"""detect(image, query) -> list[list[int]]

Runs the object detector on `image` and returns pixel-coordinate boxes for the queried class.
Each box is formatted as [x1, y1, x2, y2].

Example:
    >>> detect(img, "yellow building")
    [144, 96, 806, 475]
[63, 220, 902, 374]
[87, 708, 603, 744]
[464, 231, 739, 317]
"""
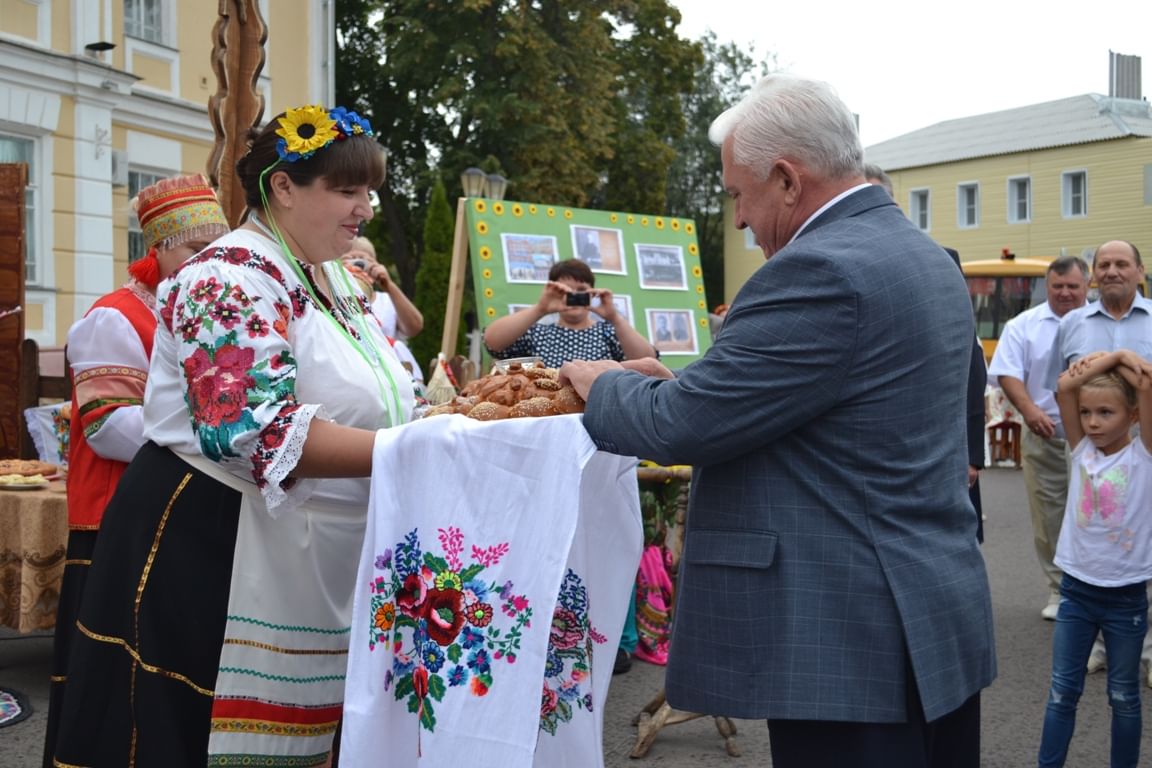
[722, 83, 1152, 302]
[0, 0, 333, 348]
[864, 93, 1152, 267]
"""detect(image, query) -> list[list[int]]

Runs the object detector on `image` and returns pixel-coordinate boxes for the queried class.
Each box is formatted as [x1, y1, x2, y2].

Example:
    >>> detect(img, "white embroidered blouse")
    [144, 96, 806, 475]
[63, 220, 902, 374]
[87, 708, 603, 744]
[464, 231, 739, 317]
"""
[142, 229, 415, 515]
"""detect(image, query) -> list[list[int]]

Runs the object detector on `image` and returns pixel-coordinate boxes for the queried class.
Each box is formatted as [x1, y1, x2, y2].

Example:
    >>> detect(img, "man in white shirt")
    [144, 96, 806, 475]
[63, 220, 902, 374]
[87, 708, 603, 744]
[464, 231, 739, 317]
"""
[989, 256, 1089, 619]
[1043, 240, 1152, 679]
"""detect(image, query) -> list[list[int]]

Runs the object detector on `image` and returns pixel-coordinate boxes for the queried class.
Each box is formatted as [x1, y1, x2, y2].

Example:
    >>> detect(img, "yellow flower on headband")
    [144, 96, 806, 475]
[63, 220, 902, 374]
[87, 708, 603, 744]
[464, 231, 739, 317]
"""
[276, 105, 339, 158]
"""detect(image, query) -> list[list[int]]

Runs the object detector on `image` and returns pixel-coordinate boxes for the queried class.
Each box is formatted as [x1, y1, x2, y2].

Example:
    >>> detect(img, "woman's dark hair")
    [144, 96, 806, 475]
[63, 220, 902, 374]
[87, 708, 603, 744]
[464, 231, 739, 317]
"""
[549, 258, 595, 286]
[236, 112, 386, 210]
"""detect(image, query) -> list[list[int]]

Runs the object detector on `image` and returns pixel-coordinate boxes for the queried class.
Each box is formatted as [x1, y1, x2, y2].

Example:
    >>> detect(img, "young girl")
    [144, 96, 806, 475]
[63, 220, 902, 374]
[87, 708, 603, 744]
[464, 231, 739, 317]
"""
[1038, 349, 1152, 767]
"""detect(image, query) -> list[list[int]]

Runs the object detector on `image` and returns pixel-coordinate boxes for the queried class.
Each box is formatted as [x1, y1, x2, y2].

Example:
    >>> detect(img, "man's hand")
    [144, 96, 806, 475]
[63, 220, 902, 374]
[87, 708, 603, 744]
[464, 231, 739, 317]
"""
[621, 358, 674, 379]
[1021, 405, 1057, 439]
[558, 359, 624, 400]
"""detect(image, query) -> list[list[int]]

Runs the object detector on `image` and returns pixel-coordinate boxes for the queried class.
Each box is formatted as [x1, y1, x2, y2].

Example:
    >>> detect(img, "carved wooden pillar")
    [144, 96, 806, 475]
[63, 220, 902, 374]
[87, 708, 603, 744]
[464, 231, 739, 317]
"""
[207, 0, 268, 228]
[0, 164, 28, 459]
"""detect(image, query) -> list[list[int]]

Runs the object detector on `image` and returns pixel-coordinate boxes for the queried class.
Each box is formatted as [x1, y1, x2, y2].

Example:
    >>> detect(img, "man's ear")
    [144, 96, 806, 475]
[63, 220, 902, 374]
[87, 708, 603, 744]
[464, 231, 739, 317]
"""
[774, 159, 803, 204]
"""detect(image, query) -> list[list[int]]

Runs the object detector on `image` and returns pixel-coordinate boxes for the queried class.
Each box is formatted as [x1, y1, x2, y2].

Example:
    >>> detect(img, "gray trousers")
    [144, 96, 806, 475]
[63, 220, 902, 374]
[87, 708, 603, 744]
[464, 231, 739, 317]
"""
[1022, 430, 1068, 592]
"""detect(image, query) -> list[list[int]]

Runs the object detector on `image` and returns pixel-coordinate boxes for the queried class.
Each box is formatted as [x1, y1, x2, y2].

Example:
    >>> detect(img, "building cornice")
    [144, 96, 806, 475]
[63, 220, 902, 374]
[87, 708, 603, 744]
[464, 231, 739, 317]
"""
[0, 36, 213, 143]
[0, 35, 138, 97]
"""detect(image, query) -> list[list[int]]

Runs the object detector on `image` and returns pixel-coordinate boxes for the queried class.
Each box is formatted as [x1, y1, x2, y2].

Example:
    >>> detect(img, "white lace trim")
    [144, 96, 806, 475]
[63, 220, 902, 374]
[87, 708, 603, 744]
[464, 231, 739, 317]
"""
[260, 403, 328, 518]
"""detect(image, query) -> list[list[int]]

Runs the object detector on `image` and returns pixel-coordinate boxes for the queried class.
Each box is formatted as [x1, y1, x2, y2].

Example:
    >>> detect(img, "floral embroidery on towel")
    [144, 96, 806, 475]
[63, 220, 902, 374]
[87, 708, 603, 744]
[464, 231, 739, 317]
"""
[367, 526, 532, 732]
[540, 569, 606, 736]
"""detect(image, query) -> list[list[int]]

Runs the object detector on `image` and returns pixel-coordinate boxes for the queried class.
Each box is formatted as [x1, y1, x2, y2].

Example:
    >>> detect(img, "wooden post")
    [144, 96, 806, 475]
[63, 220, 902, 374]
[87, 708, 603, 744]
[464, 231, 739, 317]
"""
[440, 197, 471, 358]
[0, 163, 28, 459]
[206, 0, 267, 227]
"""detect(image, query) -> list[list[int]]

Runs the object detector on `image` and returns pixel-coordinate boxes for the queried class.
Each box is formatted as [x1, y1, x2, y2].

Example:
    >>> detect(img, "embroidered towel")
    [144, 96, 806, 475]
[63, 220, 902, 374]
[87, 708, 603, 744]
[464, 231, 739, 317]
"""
[340, 414, 642, 767]
[532, 449, 643, 767]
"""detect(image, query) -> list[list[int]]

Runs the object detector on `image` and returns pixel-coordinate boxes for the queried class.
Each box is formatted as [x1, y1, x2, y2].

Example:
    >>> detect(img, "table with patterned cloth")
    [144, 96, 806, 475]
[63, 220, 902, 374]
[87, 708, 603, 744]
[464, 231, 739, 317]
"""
[0, 481, 66, 632]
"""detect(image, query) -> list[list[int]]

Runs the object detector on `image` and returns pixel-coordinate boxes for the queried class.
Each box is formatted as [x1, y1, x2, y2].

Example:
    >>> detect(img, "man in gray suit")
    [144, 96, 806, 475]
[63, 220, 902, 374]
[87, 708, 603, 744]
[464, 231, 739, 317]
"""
[560, 75, 996, 767]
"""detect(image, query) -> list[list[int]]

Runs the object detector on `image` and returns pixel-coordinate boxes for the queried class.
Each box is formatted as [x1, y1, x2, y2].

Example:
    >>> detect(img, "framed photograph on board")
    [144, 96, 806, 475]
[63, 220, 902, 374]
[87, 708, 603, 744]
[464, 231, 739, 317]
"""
[570, 226, 626, 275]
[609, 293, 633, 326]
[635, 244, 687, 290]
[647, 308, 697, 355]
[502, 233, 559, 283]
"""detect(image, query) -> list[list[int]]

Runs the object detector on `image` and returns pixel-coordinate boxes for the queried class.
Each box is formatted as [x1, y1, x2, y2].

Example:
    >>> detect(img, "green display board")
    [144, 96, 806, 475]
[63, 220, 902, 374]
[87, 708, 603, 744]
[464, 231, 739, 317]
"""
[465, 197, 712, 365]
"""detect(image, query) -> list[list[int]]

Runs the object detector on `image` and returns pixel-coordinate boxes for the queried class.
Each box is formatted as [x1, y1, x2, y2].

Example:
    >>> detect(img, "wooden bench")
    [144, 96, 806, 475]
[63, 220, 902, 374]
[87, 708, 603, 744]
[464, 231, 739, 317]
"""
[987, 420, 1022, 468]
[18, 339, 70, 460]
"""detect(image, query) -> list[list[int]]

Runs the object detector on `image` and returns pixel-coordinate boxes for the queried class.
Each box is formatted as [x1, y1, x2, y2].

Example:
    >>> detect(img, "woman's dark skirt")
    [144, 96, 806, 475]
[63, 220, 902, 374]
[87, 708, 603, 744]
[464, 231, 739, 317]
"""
[48, 441, 242, 767]
[41, 527, 95, 768]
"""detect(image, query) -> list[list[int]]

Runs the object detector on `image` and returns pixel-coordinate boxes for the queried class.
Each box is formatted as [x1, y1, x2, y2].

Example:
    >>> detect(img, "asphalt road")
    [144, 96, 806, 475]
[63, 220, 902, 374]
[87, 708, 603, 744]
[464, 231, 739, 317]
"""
[4, 467, 1150, 765]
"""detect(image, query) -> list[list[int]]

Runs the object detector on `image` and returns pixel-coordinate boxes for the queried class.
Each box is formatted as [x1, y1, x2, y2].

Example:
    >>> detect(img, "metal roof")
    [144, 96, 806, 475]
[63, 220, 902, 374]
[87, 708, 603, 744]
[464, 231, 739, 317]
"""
[864, 94, 1152, 171]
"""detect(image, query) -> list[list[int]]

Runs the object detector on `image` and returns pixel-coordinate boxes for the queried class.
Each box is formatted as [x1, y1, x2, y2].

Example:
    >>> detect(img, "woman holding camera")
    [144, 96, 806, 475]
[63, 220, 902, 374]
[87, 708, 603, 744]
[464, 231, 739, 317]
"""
[483, 258, 655, 367]
[483, 257, 654, 674]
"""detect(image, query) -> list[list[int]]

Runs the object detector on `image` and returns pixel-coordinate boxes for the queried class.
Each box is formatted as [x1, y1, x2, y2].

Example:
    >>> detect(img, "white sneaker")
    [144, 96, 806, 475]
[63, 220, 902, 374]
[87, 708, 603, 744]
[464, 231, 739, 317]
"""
[1041, 593, 1060, 621]
[1087, 650, 1107, 674]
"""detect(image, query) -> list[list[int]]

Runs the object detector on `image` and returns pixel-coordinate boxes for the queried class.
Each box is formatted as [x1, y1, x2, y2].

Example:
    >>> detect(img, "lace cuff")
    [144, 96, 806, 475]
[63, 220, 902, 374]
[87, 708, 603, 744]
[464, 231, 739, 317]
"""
[255, 403, 328, 518]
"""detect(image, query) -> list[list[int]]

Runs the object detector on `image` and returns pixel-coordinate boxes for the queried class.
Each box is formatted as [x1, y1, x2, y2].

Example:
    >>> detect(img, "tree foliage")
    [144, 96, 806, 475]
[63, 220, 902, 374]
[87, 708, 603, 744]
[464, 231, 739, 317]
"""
[335, 2, 771, 348]
[410, 177, 456, 379]
[665, 32, 773, 310]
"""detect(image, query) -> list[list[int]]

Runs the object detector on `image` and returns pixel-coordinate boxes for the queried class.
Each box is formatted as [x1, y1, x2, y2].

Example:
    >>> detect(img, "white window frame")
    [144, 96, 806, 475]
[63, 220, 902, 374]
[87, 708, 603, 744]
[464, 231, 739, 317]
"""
[123, 0, 180, 94]
[957, 182, 980, 229]
[909, 188, 930, 231]
[127, 168, 166, 264]
[1008, 175, 1031, 223]
[1062, 170, 1088, 218]
[124, 0, 167, 45]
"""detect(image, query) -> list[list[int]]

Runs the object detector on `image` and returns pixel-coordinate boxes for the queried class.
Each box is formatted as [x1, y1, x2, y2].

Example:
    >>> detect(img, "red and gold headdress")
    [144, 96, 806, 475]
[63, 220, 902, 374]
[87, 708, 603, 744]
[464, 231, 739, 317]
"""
[129, 174, 229, 287]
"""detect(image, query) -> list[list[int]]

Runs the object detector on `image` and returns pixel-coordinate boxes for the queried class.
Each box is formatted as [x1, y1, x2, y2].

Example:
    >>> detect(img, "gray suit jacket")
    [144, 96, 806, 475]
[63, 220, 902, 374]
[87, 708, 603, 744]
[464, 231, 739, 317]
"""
[582, 185, 996, 723]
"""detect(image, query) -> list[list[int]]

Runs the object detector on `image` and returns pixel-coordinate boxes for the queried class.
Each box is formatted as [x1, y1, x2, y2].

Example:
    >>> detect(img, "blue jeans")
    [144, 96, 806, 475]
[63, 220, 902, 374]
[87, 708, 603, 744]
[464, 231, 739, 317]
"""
[1038, 574, 1147, 767]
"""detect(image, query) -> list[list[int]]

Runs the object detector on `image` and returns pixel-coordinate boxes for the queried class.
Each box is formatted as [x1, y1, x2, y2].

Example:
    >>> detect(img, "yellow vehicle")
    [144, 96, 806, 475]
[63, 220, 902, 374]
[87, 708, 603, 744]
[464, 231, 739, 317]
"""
[961, 252, 1053, 362]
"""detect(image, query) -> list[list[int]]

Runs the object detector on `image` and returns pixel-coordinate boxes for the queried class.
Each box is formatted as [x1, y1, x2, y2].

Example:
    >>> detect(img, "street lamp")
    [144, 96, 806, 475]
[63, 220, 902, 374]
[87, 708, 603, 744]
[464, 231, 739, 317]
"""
[459, 168, 508, 200]
[484, 173, 507, 201]
[460, 167, 487, 198]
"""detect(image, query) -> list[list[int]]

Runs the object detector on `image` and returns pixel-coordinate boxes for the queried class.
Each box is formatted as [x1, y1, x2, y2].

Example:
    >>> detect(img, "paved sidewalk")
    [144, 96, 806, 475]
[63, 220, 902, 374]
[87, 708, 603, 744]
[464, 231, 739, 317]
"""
[5, 469, 1152, 765]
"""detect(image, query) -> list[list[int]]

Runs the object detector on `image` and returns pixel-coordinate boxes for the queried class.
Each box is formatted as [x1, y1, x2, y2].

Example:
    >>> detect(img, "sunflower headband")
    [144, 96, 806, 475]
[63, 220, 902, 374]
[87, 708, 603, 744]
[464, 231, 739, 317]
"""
[275, 105, 374, 162]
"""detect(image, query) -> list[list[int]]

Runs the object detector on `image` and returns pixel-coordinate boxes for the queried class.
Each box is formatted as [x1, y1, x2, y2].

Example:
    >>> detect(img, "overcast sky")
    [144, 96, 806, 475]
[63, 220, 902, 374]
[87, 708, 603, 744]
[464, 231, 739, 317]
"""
[671, 0, 1152, 148]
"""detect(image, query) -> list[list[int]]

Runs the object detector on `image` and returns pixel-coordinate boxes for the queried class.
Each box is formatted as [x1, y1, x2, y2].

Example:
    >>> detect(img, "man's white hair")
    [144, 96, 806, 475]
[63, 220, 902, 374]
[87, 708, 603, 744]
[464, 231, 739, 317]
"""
[708, 75, 864, 181]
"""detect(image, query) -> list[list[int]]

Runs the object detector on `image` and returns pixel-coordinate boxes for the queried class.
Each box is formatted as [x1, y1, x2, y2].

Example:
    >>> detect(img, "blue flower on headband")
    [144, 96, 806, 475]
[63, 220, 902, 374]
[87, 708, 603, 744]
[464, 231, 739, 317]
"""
[330, 106, 374, 139]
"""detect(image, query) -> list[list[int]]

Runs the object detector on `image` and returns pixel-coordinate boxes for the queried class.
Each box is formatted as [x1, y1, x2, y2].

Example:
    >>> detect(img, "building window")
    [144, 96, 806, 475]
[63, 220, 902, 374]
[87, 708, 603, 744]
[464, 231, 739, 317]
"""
[1062, 171, 1087, 218]
[909, 189, 930, 231]
[0, 135, 38, 284]
[125, 0, 164, 44]
[128, 169, 164, 264]
[957, 183, 979, 228]
[1008, 176, 1031, 223]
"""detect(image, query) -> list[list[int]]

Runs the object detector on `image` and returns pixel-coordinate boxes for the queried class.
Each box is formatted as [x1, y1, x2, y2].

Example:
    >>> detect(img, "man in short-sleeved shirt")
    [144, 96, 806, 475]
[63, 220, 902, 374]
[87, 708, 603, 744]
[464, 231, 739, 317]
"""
[1046, 241, 1152, 389]
[1043, 239, 1152, 678]
[989, 256, 1088, 619]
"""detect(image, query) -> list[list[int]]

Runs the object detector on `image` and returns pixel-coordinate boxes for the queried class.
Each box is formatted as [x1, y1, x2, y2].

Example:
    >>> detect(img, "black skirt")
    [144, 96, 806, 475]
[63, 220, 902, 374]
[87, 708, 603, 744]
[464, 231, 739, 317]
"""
[41, 527, 95, 768]
[50, 441, 242, 767]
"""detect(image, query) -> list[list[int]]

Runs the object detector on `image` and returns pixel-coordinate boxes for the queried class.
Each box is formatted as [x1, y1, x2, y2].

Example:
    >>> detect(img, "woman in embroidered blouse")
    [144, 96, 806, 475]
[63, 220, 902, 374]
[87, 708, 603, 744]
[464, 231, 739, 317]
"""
[52, 106, 414, 767]
[483, 258, 656, 368]
[42, 174, 230, 768]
